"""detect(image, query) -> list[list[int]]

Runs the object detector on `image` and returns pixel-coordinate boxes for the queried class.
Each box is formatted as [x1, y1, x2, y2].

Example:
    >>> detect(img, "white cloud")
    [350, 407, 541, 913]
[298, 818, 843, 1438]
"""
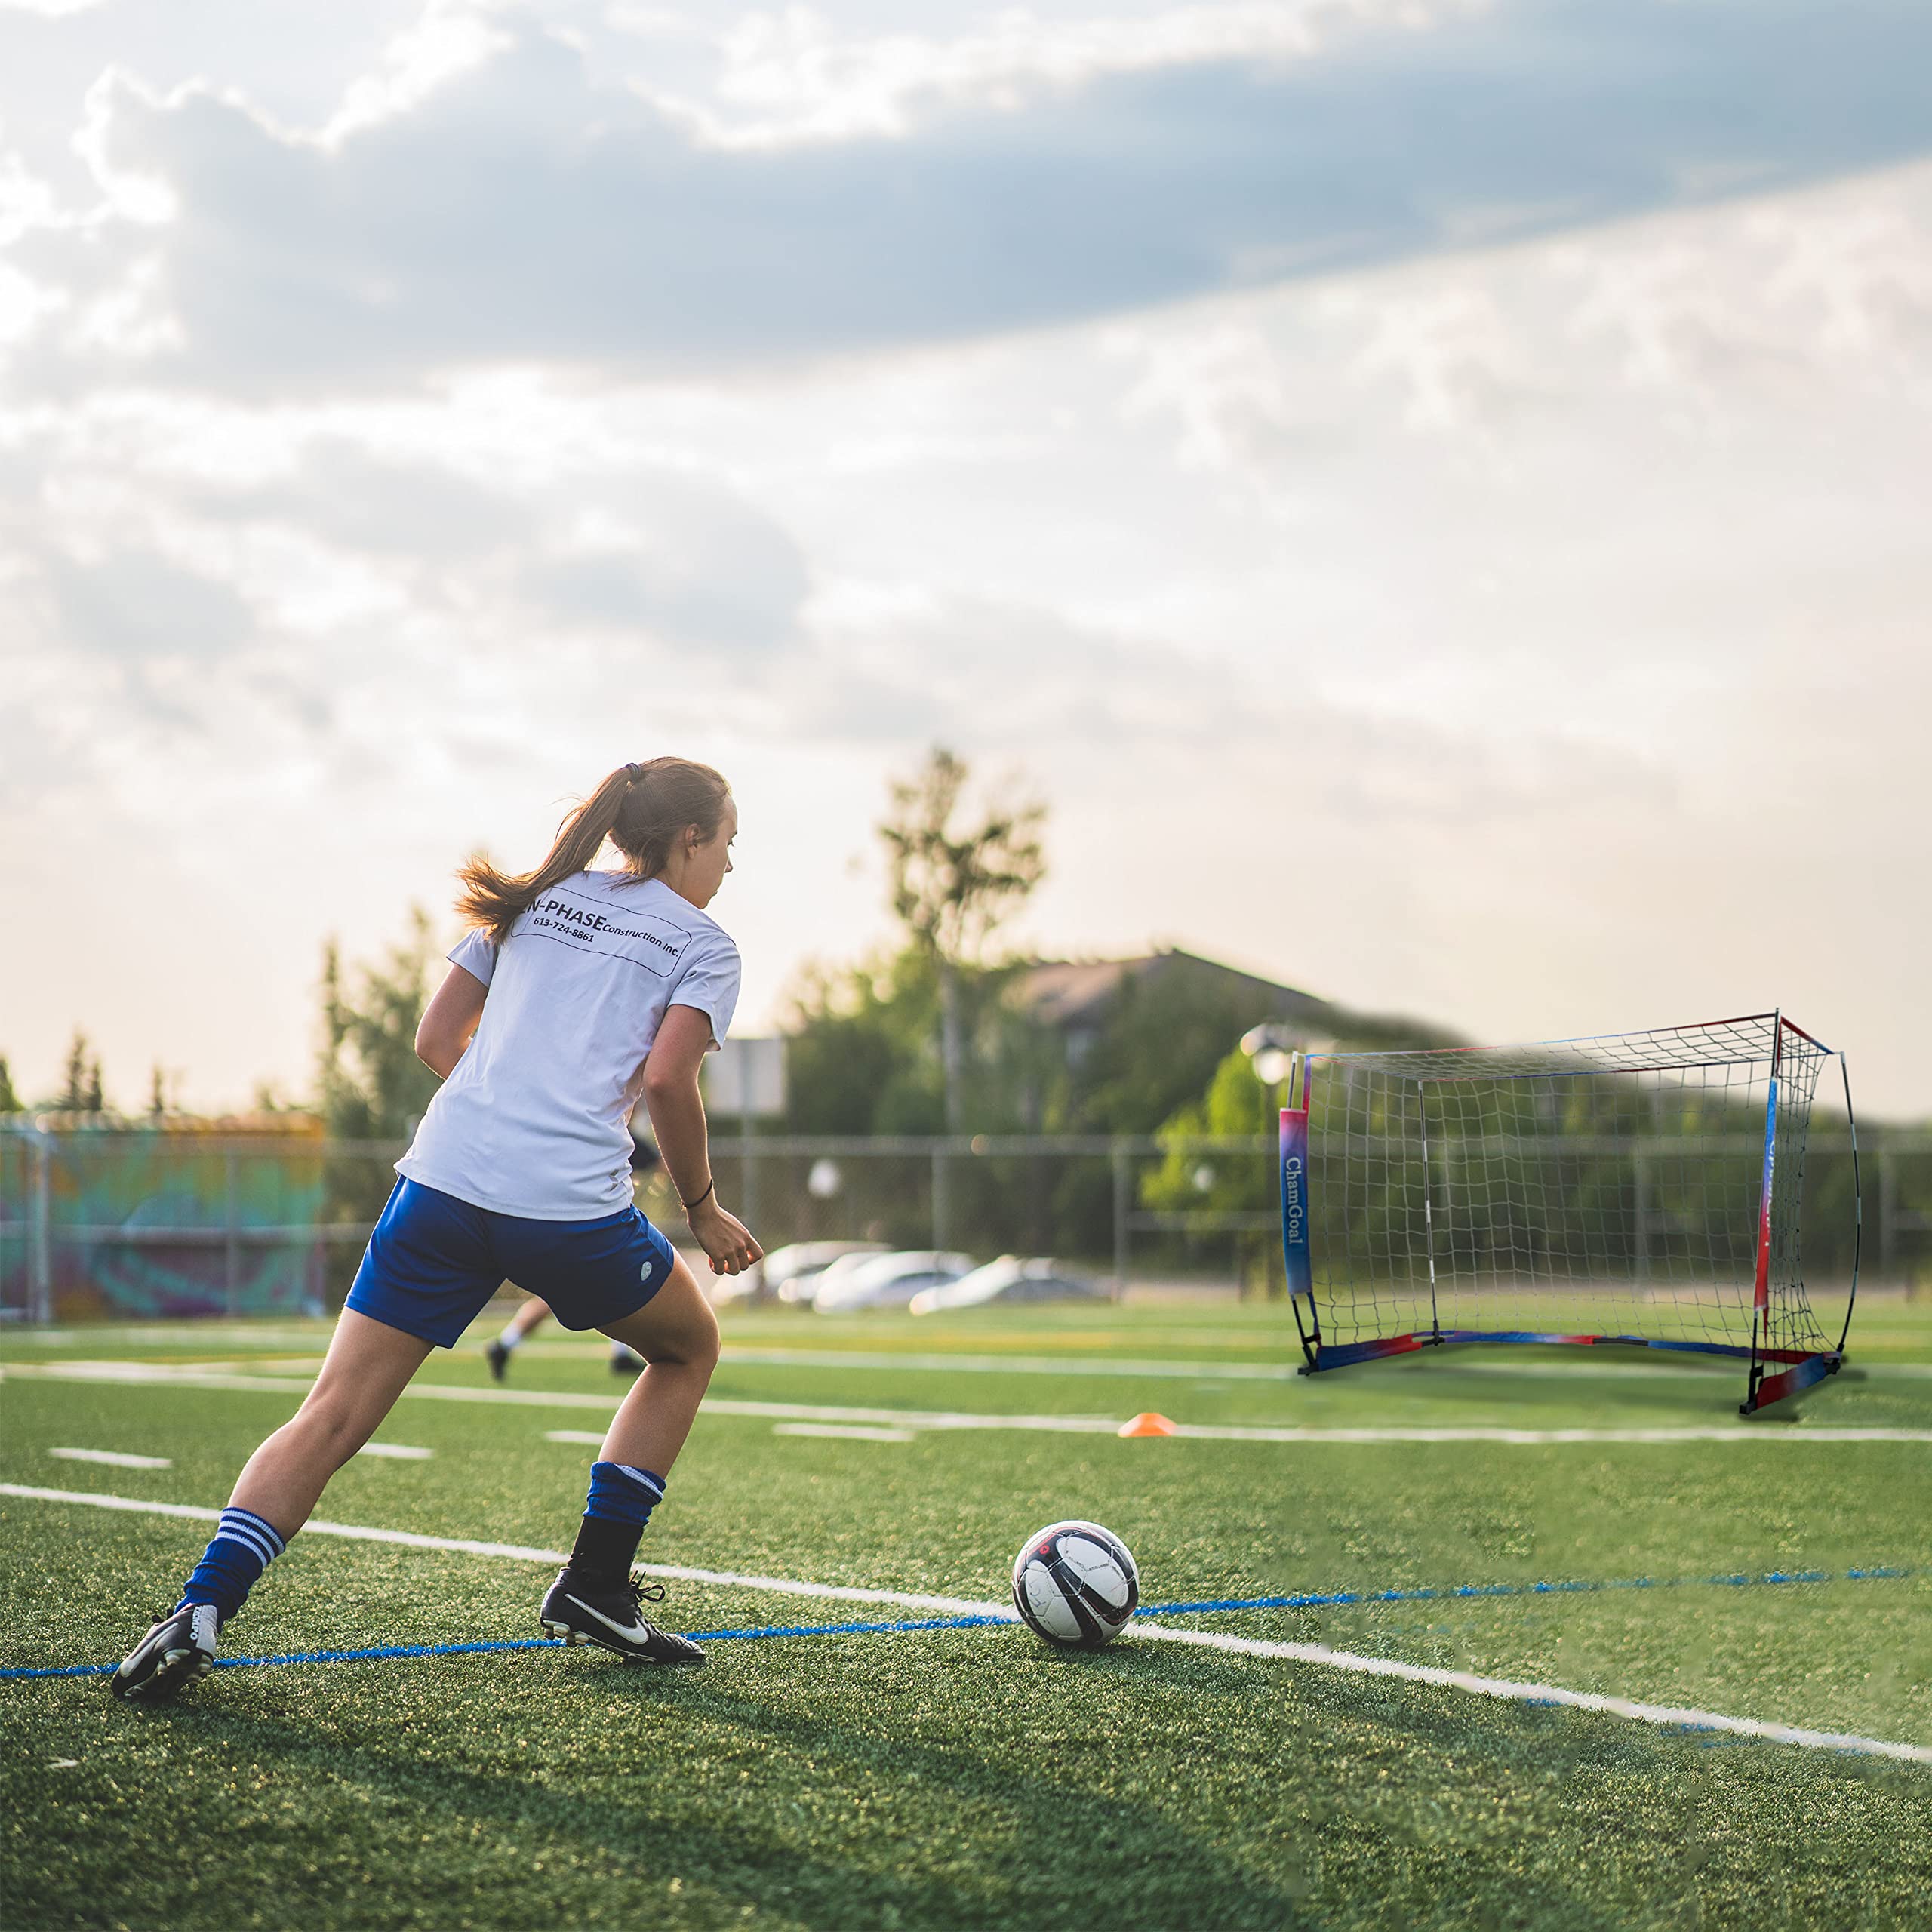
[322, 0, 511, 144]
[673, 1, 1484, 149]
[8, 1, 1928, 393]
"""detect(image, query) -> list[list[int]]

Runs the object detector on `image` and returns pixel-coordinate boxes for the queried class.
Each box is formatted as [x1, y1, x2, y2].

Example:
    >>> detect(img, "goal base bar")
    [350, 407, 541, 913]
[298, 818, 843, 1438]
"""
[1297, 1331, 1841, 1413]
[1741, 1351, 1842, 1417]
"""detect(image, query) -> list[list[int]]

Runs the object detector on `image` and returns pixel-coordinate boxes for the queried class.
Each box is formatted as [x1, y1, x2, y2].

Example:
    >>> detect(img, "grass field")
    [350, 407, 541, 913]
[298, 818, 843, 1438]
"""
[5, 1297, 1932, 1930]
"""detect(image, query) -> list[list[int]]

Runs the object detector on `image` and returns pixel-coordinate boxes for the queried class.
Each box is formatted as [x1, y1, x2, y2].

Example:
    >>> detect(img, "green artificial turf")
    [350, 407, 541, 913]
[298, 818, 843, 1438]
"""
[4, 1302, 1931, 1929]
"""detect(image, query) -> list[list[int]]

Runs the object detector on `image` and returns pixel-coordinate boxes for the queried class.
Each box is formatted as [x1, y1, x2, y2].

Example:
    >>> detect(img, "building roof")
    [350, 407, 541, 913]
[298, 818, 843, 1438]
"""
[1010, 949, 1341, 1033]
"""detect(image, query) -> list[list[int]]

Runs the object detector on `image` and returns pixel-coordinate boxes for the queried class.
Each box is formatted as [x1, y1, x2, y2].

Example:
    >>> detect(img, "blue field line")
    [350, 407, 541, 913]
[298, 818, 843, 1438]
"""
[1134, 1564, 1912, 1619]
[0, 1613, 1020, 1681]
[2, 1567, 1914, 1684]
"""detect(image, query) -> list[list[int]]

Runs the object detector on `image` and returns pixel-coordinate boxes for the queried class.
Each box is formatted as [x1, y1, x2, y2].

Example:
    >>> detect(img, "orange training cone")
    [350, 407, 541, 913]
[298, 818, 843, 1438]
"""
[1118, 1411, 1177, 1438]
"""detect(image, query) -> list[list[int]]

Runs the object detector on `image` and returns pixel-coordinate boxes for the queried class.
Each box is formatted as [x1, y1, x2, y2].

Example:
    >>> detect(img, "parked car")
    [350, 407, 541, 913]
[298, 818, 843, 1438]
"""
[754, 1241, 885, 1306]
[909, 1255, 1109, 1315]
[711, 1239, 881, 1308]
[812, 1249, 975, 1314]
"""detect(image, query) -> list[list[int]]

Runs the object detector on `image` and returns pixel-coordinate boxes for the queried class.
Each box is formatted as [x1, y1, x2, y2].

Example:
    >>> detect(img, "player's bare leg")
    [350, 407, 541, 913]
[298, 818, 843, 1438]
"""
[538, 1256, 719, 1664]
[228, 1310, 433, 1531]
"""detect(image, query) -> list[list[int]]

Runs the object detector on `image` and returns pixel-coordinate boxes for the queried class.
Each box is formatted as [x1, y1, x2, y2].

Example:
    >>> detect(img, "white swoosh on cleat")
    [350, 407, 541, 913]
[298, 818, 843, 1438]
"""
[563, 1595, 651, 1644]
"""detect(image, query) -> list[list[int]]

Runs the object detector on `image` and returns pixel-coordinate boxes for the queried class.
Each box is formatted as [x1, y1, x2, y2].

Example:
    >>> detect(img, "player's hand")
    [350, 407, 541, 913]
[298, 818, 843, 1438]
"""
[687, 1195, 761, 1275]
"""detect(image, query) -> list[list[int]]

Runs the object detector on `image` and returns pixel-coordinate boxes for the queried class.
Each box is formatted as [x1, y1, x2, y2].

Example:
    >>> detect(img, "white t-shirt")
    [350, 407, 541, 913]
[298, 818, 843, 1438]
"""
[397, 871, 741, 1220]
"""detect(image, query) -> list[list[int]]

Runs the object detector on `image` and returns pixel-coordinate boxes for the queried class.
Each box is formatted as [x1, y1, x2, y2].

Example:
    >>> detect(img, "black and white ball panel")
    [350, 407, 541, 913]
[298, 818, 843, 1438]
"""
[1011, 1520, 1139, 1649]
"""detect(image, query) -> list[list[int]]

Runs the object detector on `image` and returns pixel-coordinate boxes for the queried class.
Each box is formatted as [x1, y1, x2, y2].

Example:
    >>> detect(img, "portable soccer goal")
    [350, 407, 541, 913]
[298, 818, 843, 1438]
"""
[1279, 1014, 1860, 1414]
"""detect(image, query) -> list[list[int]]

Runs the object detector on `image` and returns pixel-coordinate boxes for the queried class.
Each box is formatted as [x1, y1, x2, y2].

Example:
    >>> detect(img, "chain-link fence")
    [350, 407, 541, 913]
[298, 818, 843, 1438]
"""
[0, 1123, 1915, 1323]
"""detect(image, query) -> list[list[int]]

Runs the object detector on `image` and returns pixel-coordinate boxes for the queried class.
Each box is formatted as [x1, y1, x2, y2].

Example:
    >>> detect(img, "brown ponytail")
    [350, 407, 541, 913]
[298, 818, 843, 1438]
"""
[455, 757, 732, 944]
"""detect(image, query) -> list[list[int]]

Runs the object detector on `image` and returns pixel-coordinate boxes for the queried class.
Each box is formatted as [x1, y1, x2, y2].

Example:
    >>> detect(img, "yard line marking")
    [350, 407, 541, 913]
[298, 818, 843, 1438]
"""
[5, 1481, 1929, 1764]
[1120, 1623, 1932, 1766]
[355, 1444, 433, 1460]
[11, 1364, 1932, 1444]
[46, 1447, 172, 1470]
[771, 1423, 917, 1443]
[0, 1484, 1010, 1617]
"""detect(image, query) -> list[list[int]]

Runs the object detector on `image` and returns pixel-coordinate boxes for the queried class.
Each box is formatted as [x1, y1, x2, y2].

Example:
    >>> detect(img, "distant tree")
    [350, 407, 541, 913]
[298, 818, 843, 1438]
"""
[63, 1032, 88, 1112]
[149, 1063, 168, 1118]
[1143, 1045, 1283, 1297]
[780, 943, 1063, 1143]
[317, 908, 445, 1144]
[879, 746, 1045, 1131]
[781, 952, 942, 1136]
[0, 1055, 20, 1112]
[60, 1032, 106, 1115]
[314, 909, 448, 1297]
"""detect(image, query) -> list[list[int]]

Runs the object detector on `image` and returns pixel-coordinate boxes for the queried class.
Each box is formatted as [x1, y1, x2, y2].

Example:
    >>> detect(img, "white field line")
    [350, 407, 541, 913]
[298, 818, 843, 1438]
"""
[1122, 1624, 1932, 1766]
[8, 1362, 1932, 1445]
[547, 1423, 919, 1447]
[356, 1444, 433, 1460]
[771, 1423, 917, 1443]
[5, 1480, 1929, 1767]
[0, 1484, 1008, 1616]
[47, 1447, 172, 1469]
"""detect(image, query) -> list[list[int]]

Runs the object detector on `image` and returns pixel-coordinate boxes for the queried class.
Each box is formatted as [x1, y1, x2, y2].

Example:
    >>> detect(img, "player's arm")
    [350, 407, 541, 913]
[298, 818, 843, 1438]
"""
[414, 964, 489, 1079]
[643, 1005, 761, 1276]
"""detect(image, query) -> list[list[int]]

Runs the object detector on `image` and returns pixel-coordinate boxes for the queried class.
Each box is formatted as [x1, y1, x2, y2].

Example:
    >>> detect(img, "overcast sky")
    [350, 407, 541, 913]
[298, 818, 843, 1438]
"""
[3, 0, 1928, 1118]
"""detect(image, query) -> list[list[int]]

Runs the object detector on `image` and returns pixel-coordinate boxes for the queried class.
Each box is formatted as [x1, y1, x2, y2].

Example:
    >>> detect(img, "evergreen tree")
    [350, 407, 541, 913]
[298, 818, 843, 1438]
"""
[63, 1031, 88, 1112]
[0, 1055, 20, 1113]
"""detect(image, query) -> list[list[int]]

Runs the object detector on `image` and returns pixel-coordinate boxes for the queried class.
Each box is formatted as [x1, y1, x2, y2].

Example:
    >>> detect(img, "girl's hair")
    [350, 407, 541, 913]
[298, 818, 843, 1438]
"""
[455, 757, 732, 943]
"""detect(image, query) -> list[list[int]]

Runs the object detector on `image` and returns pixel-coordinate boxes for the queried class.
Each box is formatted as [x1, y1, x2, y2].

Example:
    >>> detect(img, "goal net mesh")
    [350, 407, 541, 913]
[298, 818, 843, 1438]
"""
[1301, 1014, 1835, 1363]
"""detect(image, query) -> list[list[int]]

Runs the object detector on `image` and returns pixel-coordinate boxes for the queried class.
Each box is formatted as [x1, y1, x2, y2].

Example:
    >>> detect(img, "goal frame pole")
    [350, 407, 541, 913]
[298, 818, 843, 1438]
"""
[1281, 1055, 1320, 1371]
[1737, 1017, 1857, 1416]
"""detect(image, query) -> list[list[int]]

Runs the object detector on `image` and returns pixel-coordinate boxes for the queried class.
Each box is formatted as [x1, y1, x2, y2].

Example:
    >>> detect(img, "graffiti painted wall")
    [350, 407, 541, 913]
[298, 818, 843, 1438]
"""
[0, 1119, 327, 1321]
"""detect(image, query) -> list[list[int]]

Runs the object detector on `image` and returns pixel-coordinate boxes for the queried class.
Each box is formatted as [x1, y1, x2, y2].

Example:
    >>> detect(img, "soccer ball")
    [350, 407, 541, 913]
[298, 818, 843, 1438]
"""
[1011, 1520, 1139, 1649]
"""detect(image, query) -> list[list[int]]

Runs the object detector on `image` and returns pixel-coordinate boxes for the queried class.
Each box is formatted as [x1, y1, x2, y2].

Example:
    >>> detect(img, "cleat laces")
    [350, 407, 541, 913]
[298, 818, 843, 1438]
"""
[624, 1575, 668, 1612]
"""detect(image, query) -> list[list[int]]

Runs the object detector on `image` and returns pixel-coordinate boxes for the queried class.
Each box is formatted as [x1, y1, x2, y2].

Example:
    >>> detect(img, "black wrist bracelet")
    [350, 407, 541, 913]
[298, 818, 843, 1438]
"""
[681, 1178, 716, 1212]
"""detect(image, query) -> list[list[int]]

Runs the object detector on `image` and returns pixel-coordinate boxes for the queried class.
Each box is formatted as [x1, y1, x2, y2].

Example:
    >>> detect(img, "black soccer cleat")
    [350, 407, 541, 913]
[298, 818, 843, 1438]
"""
[609, 1344, 644, 1377]
[109, 1603, 219, 1703]
[485, 1337, 511, 1382]
[540, 1567, 704, 1666]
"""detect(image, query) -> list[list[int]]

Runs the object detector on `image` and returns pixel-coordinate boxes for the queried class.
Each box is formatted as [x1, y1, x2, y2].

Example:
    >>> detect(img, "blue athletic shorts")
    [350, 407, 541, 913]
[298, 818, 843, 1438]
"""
[346, 1178, 677, 1349]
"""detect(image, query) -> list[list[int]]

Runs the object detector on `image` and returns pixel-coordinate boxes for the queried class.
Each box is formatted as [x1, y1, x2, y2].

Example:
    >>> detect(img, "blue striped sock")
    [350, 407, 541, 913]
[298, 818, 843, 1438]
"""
[570, 1463, 666, 1579]
[585, 1462, 666, 1527]
[177, 1508, 287, 1626]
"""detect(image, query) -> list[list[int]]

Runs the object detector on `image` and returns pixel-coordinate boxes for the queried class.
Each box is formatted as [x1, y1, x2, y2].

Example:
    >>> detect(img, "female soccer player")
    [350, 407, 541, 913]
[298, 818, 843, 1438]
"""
[112, 757, 760, 1700]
